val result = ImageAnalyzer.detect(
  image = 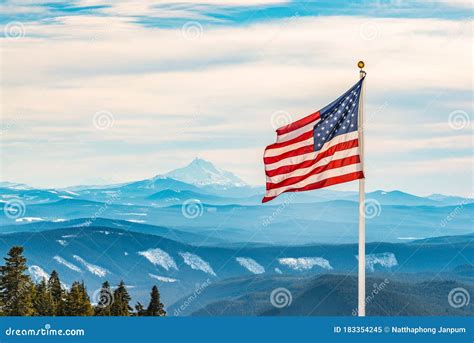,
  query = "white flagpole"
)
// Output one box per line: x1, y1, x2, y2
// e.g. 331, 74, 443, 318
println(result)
357, 61, 366, 317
